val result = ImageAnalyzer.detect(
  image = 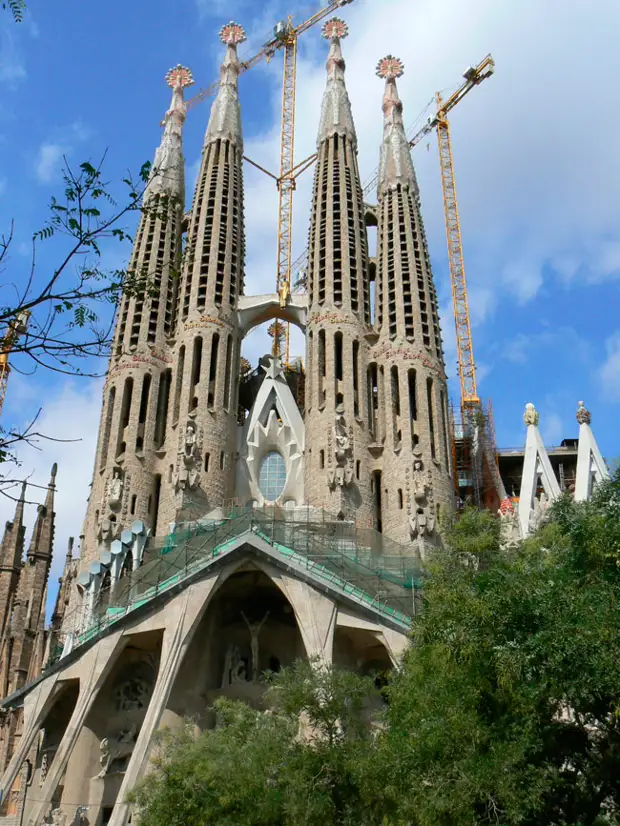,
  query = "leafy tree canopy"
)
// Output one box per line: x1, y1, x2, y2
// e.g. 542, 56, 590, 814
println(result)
131, 468, 620, 826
